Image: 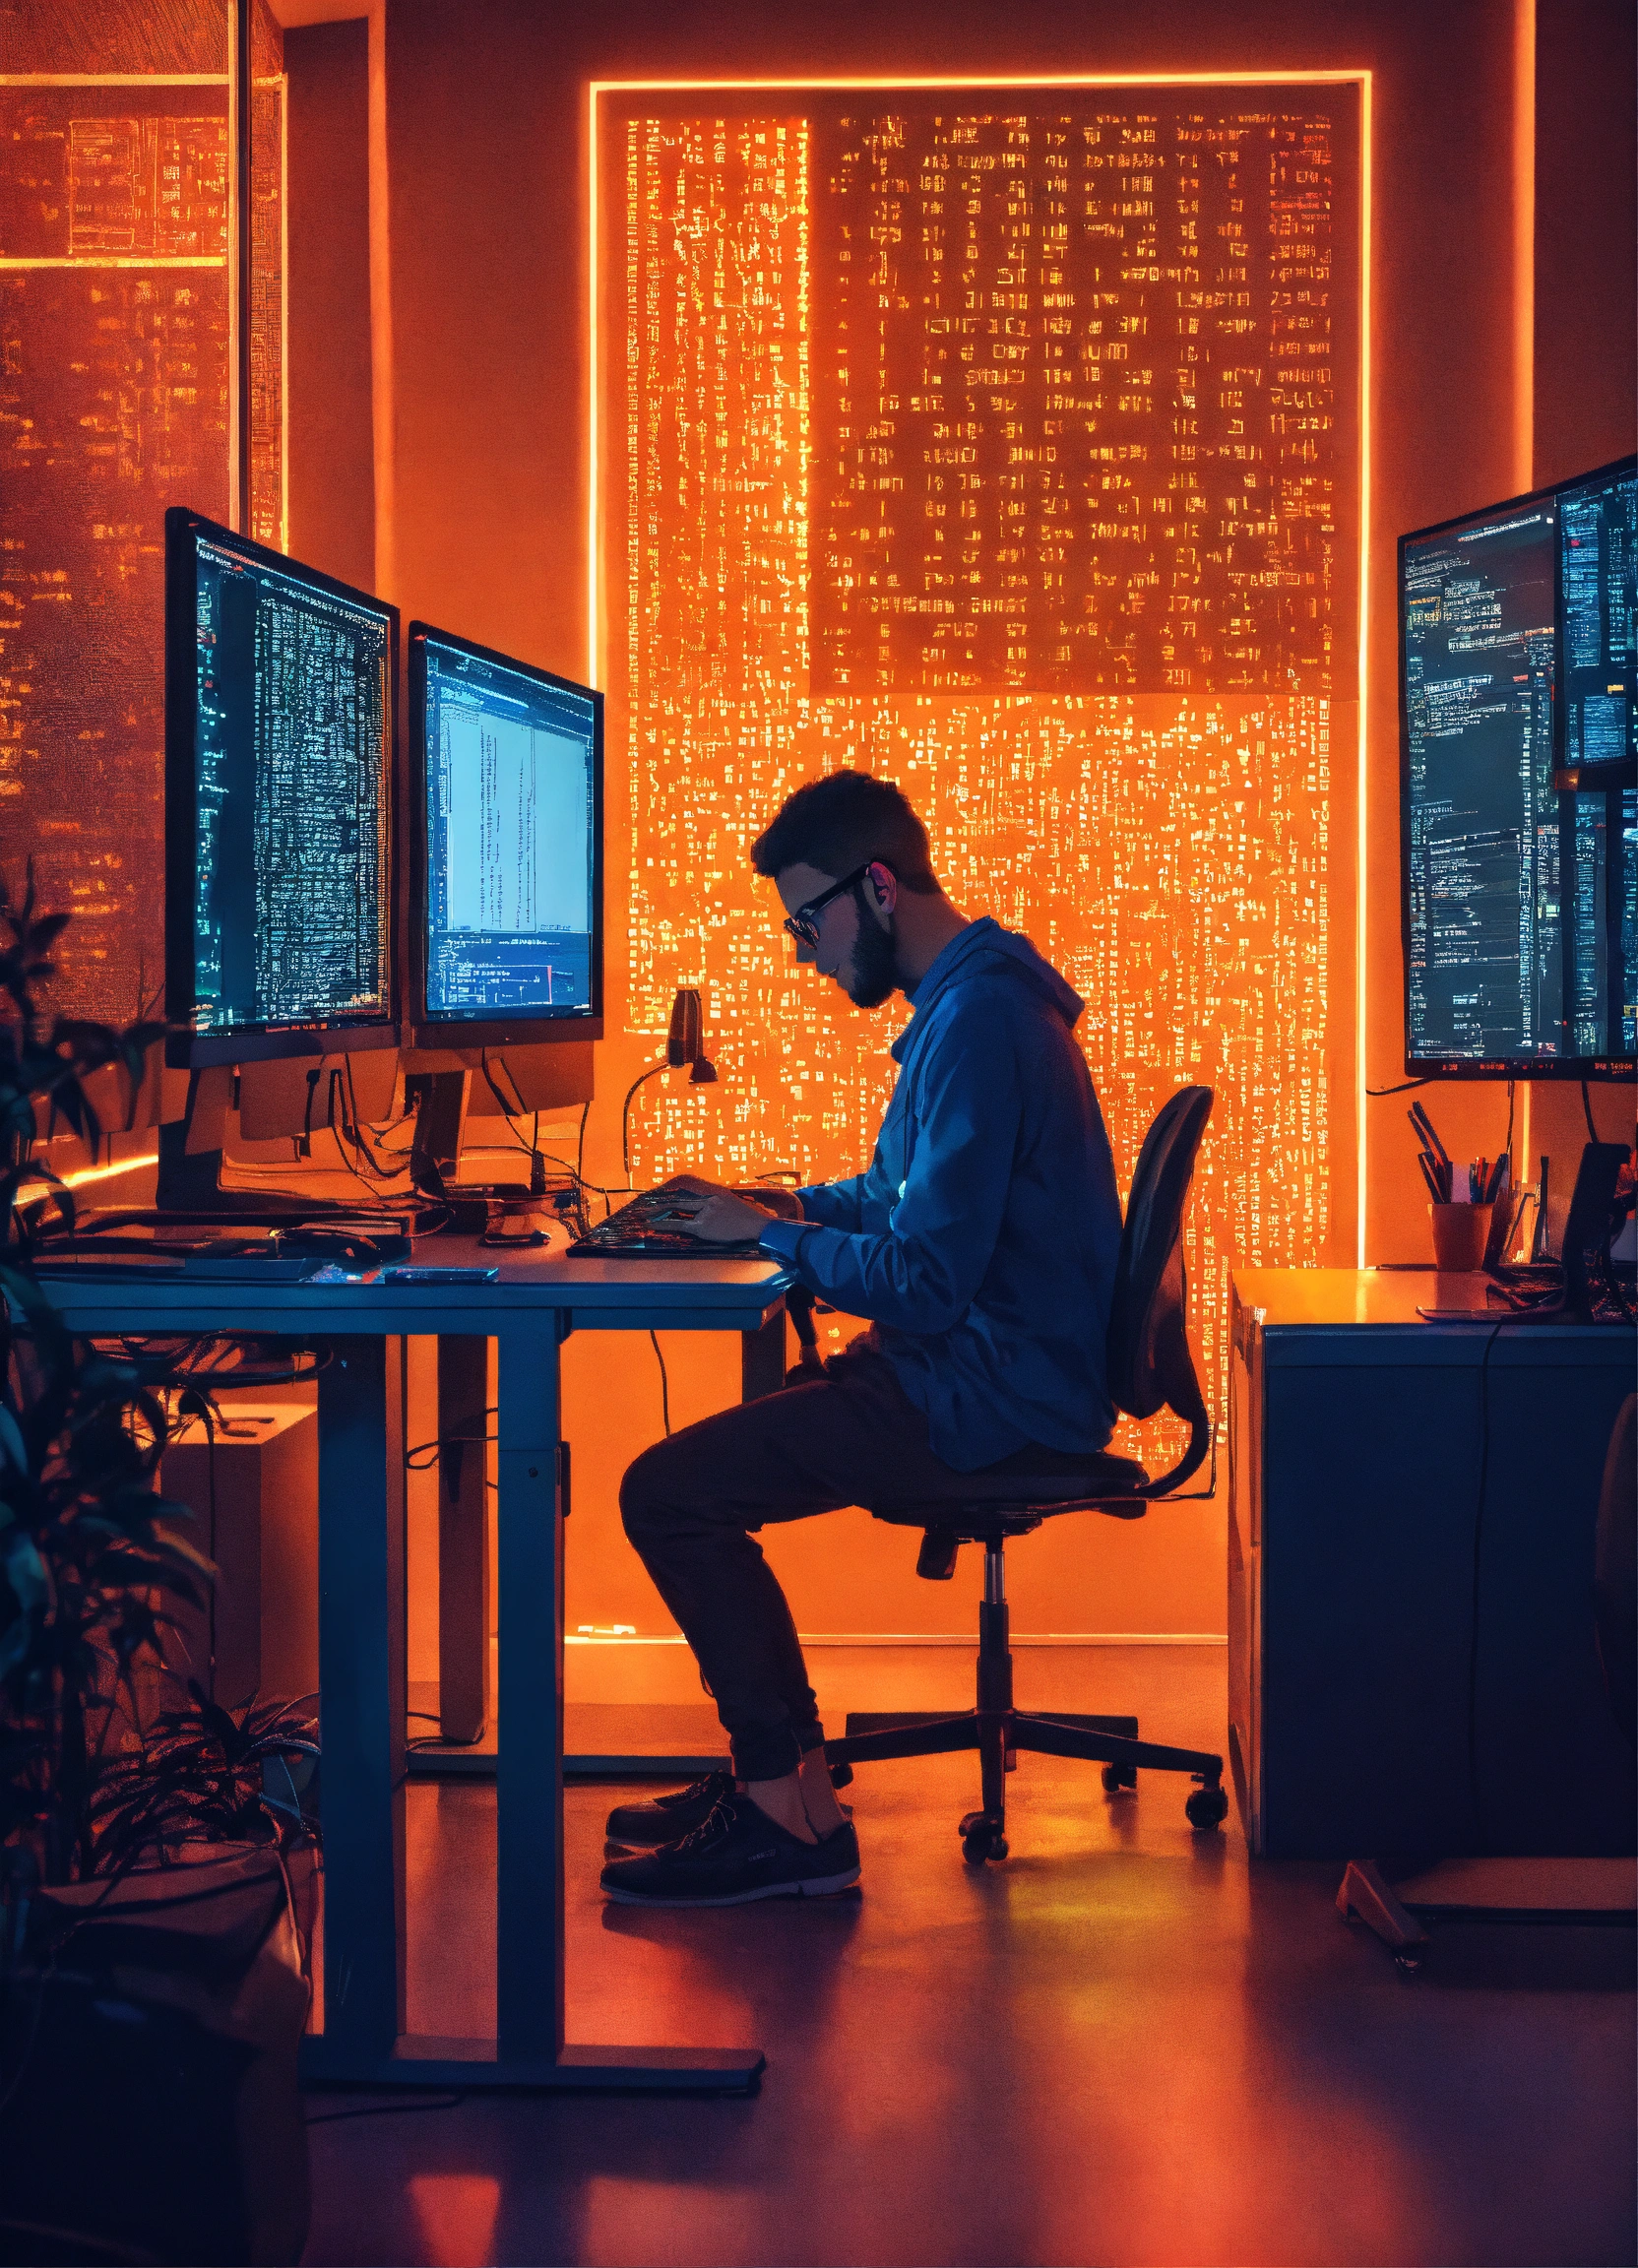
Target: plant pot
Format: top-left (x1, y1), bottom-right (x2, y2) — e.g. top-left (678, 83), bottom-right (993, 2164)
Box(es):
top-left (0, 1845), bottom-right (312, 2267)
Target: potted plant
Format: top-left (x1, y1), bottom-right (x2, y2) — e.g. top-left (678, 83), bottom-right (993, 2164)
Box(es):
top-left (0, 873), bottom-right (317, 2267)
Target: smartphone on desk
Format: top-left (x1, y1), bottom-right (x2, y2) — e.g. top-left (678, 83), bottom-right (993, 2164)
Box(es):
top-left (379, 1264), bottom-right (499, 1286)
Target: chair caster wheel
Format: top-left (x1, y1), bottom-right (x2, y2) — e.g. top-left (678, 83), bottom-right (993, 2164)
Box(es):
top-left (1102, 1763), bottom-right (1137, 1794)
top-left (962, 1825), bottom-right (1007, 1863)
top-left (1185, 1785), bottom-right (1228, 1831)
top-left (958, 1810), bottom-right (985, 1837)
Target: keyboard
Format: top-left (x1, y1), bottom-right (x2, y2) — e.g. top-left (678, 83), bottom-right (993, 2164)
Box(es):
top-left (566, 1180), bottom-right (764, 1259)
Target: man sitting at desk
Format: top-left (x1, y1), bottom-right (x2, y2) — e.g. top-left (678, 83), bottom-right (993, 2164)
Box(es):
top-left (601, 770), bottom-right (1123, 1908)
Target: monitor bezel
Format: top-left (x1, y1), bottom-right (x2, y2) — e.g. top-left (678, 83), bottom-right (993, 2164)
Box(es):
top-left (163, 506), bottom-right (401, 1068)
top-left (405, 620), bottom-right (605, 1050)
top-left (1397, 463), bottom-right (1637, 1083)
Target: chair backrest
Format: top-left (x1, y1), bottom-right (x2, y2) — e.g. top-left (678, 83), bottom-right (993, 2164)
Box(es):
top-left (1106, 1085), bottom-right (1214, 1495)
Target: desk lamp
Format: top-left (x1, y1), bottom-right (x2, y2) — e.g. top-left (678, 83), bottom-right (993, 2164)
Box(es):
top-left (621, 987), bottom-right (717, 1179)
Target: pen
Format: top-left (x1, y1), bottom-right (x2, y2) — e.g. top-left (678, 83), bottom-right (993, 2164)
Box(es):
top-left (1406, 1109), bottom-right (1436, 1181)
top-left (1410, 1101), bottom-right (1451, 1168)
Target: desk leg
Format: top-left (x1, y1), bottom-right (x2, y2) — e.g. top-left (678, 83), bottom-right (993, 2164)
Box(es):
top-left (490, 1317), bottom-right (763, 2092)
top-left (494, 1317), bottom-right (566, 2060)
top-left (437, 1335), bottom-right (491, 1744)
top-left (740, 1308), bottom-right (788, 1402)
top-left (304, 1319), bottom-right (763, 2092)
top-left (309, 1335), bottom-right (407, 2065)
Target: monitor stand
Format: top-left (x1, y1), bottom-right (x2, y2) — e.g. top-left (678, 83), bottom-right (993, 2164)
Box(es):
top-left (151, 1117), bottom-right (330, 1219)
top-left (404, 1069), bottom-right (471, 1199)
top-left (403, 1069), bottom-right (545, 1230)
top-left (84, 1072), bottom-right (416, 1230)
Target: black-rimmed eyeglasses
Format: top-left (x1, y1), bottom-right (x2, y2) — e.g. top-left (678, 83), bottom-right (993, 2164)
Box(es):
top-left (782, 862), bottom-right (883, 950)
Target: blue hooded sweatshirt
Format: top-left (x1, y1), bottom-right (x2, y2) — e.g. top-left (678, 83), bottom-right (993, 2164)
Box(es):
top-left (756, 916), bottom-right (1123, 1472)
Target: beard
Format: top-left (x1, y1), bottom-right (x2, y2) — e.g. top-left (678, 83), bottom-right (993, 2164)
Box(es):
top-left (844, 912), bottom-right (900, 1009)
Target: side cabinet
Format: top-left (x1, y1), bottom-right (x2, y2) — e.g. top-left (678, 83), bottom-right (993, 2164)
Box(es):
top-left (1228, 1274), bottom-right (1636, 1861)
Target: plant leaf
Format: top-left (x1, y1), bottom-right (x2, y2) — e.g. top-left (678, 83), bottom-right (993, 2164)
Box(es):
top-left (2, 1526), bottom-right (46, 1612)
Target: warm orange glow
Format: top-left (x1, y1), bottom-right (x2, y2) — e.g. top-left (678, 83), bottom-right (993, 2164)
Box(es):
top-left (407, 2174), bottom-right (501, 2268)
top-left (59, 1148), bottom-right (158, 1190)
top-left (1356, 71), bottom-right (1373, 1264)
top-left (1512, 0), bottom-right (1536, 493)
top-left (0, 74), bottom-right (229, 87)
top-left (588, 69), bottom-right (1373, 686)
top-left (367, 0), bottom-right (395, 600)
top-left (0, 256), bottom-right (222, 269)
top-left (591, 76), bottom-right (1368, 1451)
top-left (1511, 0), bottom-right (1536, 1188)
top-left (0, 28), bottom-right (286, 1020)
top-left (592, 73), bottom-right (1371, 93)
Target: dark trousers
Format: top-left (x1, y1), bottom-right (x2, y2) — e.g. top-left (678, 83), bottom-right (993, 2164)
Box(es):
top-left (619, 1338), bottom-right (1037, 1781)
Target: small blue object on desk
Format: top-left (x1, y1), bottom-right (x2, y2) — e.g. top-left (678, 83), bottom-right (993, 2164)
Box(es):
top-left (305, 1262), bottom-right (502, 1286)
top-left (380, 1264), bottom-right (499, 1285)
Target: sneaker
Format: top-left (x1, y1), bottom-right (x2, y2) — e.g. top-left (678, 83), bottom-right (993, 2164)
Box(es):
top-left (601, 1793), bottom-right (861, 1907)
top-left (604, 1770), bottom-right (852, 1853)
top-left (605, 1771), bottom-right (736, 1849)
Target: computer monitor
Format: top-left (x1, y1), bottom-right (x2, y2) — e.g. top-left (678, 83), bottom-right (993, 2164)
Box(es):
top-left (1556, 460), bottom-right (1637, 788)
top-left (1554, 462), bottom-right (1637, 1066)
top-left (1399, 458), bottom-right (1637, 1079)
top-left (164, 507), bottom-right (399, 1068)
top-left (407, 623), bottom-right (603, 1048)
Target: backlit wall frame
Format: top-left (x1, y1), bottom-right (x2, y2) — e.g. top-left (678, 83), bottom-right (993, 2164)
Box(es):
top-left (0, 0), bottom-right (285, 1022)
top-left (592, 74), bottom-right (1369, 1458)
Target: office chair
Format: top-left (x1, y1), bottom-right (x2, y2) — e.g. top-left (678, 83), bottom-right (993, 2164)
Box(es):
top-left (823, 1084), bottom-right (1227, 1862)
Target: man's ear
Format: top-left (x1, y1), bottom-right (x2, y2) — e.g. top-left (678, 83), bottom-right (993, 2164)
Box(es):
top-left (864, 860), bottom-right (899, 919)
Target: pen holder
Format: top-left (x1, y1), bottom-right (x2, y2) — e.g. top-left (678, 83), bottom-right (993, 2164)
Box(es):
top-left (1430, 1202), bottom-right (1491, 1271)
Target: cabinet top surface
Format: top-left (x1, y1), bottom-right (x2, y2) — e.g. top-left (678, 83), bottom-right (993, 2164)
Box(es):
top-left (1230, 1267), bottom-right (1635, 1344)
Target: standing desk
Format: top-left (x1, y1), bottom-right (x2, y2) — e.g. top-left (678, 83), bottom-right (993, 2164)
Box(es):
top-left (1229, 1269), bottom-right (1636, 1862)
top-left (40, 1241), bottom-right (789, 2094)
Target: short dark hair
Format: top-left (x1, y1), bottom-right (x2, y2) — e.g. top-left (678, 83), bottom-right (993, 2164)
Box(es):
top-left (750, 770), bottom-right (939, 893)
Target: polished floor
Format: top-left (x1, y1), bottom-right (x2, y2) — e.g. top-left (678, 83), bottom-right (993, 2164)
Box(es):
top-left (303, 1646), bottom-right (1636, 2268)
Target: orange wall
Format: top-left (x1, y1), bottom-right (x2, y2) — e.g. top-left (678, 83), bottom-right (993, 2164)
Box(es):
top-left (310, 0), bottom-right (1629, 1647)
top-left (286, 20), bottom-right (376, 597)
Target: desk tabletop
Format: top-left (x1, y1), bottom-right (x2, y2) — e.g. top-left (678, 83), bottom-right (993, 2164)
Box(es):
top-left (1231, 1268), bottom-right (1635, 1367)
top-left (31, 1228), bottom-right (790, 1339)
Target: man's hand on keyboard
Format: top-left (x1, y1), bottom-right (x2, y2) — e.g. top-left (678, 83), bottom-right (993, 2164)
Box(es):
top-left (678, 1189), bottom-right (785, 1245)
top-left (663, 1174), bottom-right (803, 1228)
top-left (736, 1184), bottom-right (803, 1220)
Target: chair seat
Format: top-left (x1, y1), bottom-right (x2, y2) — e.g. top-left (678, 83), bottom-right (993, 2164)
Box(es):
top-left (865, 1446), bottom-right (1150, 1531)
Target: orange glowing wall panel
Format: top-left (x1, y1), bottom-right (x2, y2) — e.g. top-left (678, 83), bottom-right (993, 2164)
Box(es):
top-left (0, 0), bottom-right (285, 1022)
top-left (599, 83), bottom-right (1361, 1451)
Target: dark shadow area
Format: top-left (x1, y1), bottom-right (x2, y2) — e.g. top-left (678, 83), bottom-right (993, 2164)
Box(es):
top-left (1396, 1922), bottom-right (1637, 1994)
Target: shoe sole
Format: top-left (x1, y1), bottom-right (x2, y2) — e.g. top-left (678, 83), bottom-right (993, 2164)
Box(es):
top-left (601, 1864), bottom-right (861, 1908)
top-left (604, 1809), bottom-right (852, 1860)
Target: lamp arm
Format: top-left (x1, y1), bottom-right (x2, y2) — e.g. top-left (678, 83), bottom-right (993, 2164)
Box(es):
top-left (620, 1059), bottom-right (670, 1181)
